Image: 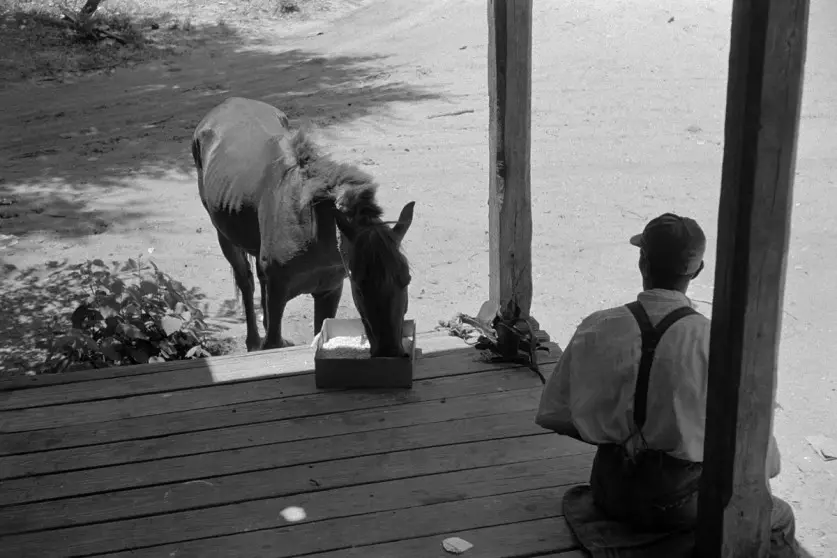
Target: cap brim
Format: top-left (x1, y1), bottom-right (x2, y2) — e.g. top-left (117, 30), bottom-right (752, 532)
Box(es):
top-left (629, 233), bottom-right (643, 247)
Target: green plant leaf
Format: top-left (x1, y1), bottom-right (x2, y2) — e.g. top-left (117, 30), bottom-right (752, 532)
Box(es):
top-left (99, 338), bottom-right (123, 361)
top-left (91, 259), bottom-right (107, 268)
top-left (160, 316), bottom-right (183, 336)
top-left (130, 319), bottom-right (151, 337)
top-left (128, 345), bottom-right (150, 364)
top-left (171, 333), bottom-right (190, 348)
top-left (47, 354), bottom-right (72, 374)
top-left (116, 323), bottom-right (148, 340)
top-left (99, 274), bottom-right (117, 290)
top-left (104, 316), bottom-right (121, 333)
top-left (72, 330), bottom-right (100, 352)
top-left (476, 300), bottom-right (500, 325)
top-left (110, 278), bottom-right (125, 295)
top-left (140, 280), bottom-right (158, 296)
top-left (125, 285), bottom-right (142, 302)
top-left (163, 292), bottom-right (178, 310)
top-left (185, 345), bottom-right (209, 359)
top-left (158, 339), bottom-right (177, 358)
top-left (183, 330), bottom-right (200, 345)
top-left (98, 295), bottom-right (121, 318)
top-left (71, 304), bottom-right (104, 329)
top-left (52, 335), bottom-right (77, 351)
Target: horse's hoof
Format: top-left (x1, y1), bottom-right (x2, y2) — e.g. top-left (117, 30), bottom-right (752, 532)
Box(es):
top-left (246, 337), bottom-right (262, 352)
top-left (259, 338), bottom-right (294, 350)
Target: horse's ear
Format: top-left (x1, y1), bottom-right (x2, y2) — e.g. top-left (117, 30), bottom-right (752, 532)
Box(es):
top-left (332, 206), bottom-right (356, 242)
top-left (392, 201), bottom-right (415, 242)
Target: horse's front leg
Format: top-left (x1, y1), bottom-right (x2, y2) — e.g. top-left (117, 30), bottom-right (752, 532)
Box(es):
top-left (313, 281), bottom-right (344, 335)
top-left (262, 271), bottom-right (294, 350)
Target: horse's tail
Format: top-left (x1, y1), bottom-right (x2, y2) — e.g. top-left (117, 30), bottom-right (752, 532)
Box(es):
top-left (191, 136), bottom-right (204, 181)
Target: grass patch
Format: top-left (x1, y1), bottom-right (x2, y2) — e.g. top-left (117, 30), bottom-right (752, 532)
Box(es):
top-left (0, 0), bottom-right (327, 86)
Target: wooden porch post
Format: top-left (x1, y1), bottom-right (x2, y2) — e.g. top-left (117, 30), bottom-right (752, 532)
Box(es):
top-left (696, 1), bottom-right (810, 556)
top-left (487, 0), bottom-right (534, 340)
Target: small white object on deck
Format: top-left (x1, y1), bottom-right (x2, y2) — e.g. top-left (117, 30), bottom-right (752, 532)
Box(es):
top-left (280, 506), bottom-right (307, 522)
top-left (442, 537), bottom-right (474, 554)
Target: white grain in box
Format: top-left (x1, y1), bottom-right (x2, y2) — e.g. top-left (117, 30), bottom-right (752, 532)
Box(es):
top-left (313, 318), bottom-right (417, 389)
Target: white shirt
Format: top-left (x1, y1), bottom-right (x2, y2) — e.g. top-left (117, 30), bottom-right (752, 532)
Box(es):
top-left (536, 288), bottom-right (782, 476)
top-left (537, 289), bottom-right (710, 462)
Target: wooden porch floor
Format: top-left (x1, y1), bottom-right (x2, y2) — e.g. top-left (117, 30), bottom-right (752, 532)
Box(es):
top-left (0, 332), bottom-right (593, 558)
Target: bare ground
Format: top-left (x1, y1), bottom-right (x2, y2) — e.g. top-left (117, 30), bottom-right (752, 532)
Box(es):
top-left (1, 0), bottom-right (836, 553)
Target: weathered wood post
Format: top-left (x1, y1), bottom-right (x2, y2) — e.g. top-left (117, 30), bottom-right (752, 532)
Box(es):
top-left (487, 0), bottom-right (534, 355)
top-left (696, 1), bottom-right (810, 556)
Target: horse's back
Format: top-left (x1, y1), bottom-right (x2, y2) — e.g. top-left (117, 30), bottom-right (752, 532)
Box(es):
top-left (195, 97), bottom-right (289, 144)
top-left (194, 97), bottom-right (291, 212)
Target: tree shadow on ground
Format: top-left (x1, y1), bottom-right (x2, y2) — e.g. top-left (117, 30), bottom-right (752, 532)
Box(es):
top-left (0, 10), bottom-right (446, 241)
top-left (0, 181), bottom-right (147, 242)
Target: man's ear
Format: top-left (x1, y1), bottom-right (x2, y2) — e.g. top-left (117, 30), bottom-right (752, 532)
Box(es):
top-left (691, 260), bottom-right (705, 280)
top-left (392, 201), bottom-right (415, 243)
top-left (333, 206), bottom-right (356, 242)
top-left (638, 250), bottom-right (649, 277)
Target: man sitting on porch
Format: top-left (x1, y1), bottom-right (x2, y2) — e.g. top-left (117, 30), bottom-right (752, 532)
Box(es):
top-left (535, 213), bottom-right (800, 557)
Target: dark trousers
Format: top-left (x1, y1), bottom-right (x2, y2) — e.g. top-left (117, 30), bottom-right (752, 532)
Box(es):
top-left (590, 444), bottom-right (800, 557)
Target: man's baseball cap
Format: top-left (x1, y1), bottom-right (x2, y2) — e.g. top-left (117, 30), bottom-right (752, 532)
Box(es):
top-left (629, 213), bottom-right (706, 276)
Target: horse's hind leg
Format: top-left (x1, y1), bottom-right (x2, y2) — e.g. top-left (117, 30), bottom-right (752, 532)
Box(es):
top-left (313, 283), bottom-right (343, 335)
top-left (256, 261), bottom-right (267, 330)
top-left (216, 231), bottom-right (262, 351)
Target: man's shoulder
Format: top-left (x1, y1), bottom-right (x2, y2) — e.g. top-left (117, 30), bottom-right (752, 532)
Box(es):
top-left (674, 303), bottom-right (712, 330)
top-left (575, 300), bottom-right (711, 335)
top-left (575, 304), bottom-right (633, 333)
top-left (581, 305), bottom-right (628, 323)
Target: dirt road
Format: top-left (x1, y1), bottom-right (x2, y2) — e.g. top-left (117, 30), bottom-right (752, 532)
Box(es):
top-left (1, 0), bottom-right (835, 553)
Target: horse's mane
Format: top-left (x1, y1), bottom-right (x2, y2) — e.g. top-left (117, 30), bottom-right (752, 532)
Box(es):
top-left (280, 128), bottom-right (410, 284)
top-left (284, 128), bottom-right (383, 224)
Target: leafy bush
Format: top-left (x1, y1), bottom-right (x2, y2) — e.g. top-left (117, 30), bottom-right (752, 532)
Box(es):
top-left (47, 256), bottom-right (215, 373)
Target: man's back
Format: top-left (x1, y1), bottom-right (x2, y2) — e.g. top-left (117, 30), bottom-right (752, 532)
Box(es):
top-left (539, 288), bottom-right (711, 462)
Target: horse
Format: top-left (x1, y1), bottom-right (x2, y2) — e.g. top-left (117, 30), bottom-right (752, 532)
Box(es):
top-left (192, 97), bottom-right (415, 357)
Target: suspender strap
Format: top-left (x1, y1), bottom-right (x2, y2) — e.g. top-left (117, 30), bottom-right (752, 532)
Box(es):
top-left (624, 301), bottom-right (699, 431)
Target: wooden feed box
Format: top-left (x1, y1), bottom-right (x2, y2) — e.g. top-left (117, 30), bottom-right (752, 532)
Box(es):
top-left (313, 318), bottom-right (417, 389)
